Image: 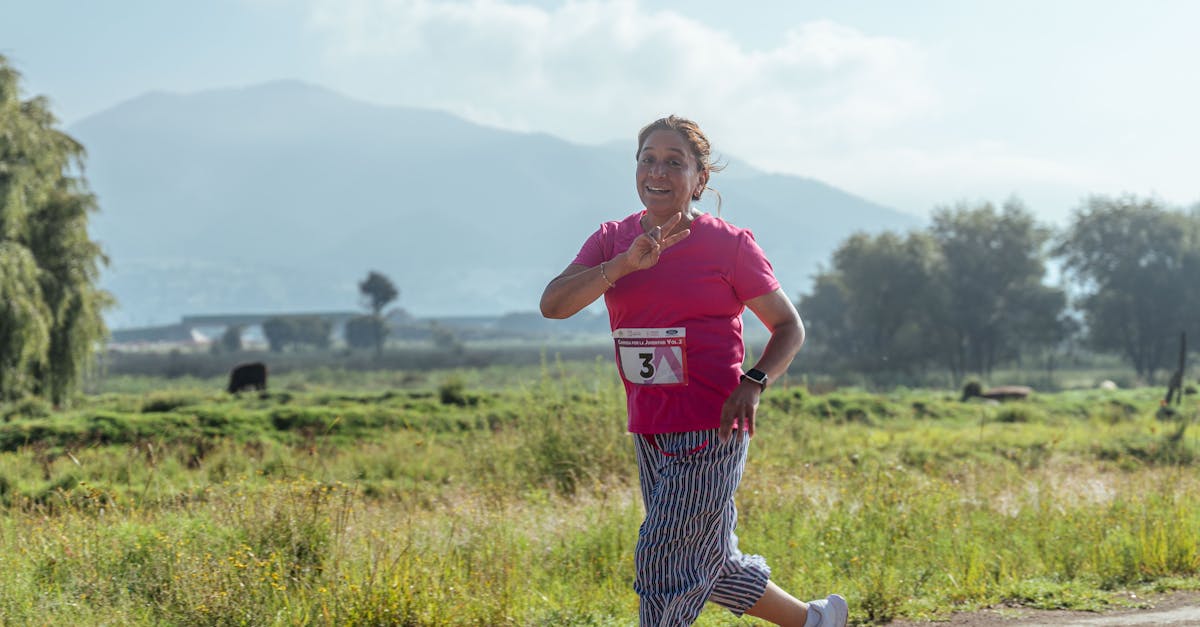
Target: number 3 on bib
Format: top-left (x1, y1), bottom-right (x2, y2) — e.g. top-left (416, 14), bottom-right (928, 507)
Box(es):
top-left (613, 328), bottom-right (688, 386)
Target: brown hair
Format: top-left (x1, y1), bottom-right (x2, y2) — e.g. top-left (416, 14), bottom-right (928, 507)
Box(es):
top-left (636, 115), bottom-right (724, 209)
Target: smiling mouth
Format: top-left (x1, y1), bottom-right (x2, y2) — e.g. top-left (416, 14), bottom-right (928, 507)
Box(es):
top-left (645, 186), bottom-right (671, 194)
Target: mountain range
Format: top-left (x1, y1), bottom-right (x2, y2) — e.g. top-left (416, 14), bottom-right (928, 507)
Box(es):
top-left (68, 81), bottom-right (922, 328)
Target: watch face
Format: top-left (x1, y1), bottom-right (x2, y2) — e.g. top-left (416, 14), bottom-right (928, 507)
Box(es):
top-left (743, 369), bottom-right (768, 386)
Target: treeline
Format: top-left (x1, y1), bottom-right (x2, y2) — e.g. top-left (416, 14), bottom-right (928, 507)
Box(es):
top-left (212, 271), bottom-right (402, 354)
top-left (798, 195), bottom-right (1200, 384)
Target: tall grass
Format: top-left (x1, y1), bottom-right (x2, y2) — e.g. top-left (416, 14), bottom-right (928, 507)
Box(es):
top-left (0, 373), bottom-right (1197, 625)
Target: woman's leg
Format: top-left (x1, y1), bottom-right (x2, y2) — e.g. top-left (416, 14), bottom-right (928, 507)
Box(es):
top-left (701, 431), bottom-right (777, 618)
top-left (702, 433), bottom-right (847, 627)
top-left (745, 584), bottom-right (848, 627)
top-left (743, 581), bottom-right (807, 625)
top-left (633, 430), bottom-right (753, 625)
top-left (632, 431), bottom-right (847, 626)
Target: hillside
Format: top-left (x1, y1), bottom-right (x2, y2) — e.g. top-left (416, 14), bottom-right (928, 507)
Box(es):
top-left (69, 81), bottom-right (921, 327)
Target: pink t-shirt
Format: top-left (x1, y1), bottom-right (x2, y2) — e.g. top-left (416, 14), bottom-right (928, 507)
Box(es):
top-left (572, 211), bottom-right (780, 434)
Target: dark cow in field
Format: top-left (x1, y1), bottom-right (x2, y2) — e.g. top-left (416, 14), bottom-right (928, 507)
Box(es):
top-left (961, 381), bottom-right (1031, 402)
top-left (227, 362), bottom-right (268, 394)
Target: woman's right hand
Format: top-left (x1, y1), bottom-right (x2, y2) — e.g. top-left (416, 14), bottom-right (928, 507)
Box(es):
top-left (541, 211), bottom-right (691, 319)
top-left (618, 212), bottom-right (691, 273)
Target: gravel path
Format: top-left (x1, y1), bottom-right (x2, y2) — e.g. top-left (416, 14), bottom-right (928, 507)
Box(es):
top-left (884, 590), bottom-right (1200, 626)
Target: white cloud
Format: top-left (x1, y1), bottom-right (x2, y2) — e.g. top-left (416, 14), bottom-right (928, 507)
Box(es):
top-left (305, 0), bottom-right (936, 147)
top-left (302, 0), bottom-right (1139, 220)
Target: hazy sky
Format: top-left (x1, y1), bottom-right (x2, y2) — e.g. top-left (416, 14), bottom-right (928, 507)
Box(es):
top-left (3, 0), bottom-right (1198, 223)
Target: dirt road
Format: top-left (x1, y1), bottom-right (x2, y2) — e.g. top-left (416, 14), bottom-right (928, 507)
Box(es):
top-left (885, 590), bottom-right (1200, 626)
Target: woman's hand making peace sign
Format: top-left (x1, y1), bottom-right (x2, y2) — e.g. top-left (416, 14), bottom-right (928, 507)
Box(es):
top-left (616, 211), bottom-right (691, 273)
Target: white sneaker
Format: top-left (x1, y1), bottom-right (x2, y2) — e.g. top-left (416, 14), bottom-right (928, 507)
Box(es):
top-left (808, 593), bottom-right (848, 627)
top-left (825, 594), bottom-right (848, 626)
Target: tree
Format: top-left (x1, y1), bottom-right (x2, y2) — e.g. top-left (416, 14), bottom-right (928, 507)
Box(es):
top-left (1005, 283), bottom-right (1077, 376)
top-left (430, 321), bottom-right (464, 355)
top-left (261, 317), bottom-right (293, 353)
top-left (928, 199), bottom-right (1064, 379)
top-left (799, 230), bottom-right (941, 376)
top-left (0, 244), bottom-right (51, 400)
top-left (1055, 195), bottom-right (1200, 382)
top-left (796, 272), bottom-right (851, 369)
top-left (219, 325), bottom-right (243, 353)
top-left (290, 316), bottom-right (332, 350)
top-left (359, 271), bottom-right (398, 317)
top-left (345, 315), bottom-right (386, 350)
top-left (261, 316), bottom-right (331, 352)
top-left (357, 271), bottom-right (398, 356)
top-left (0, 56), bottom-right (110, 404)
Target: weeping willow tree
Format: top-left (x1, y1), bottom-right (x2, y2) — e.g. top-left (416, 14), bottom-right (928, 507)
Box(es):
top-left (0, 56), bottom-right (111, 404)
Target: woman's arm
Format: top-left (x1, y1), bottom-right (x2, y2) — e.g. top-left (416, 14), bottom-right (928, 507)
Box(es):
top-left (719, 288), bottom-right (805, 442)
top-left (743, 288), bottom-right (805, 381)
top-left (540, 214), bottom-right (691, 319)
top-left (539, 262), bottom-right (621, 319)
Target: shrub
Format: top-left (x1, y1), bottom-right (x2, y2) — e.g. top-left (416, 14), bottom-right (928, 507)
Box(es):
top-left (994, 406), bottom-right (1037, 423)
top-left (2, 396), bottom-right (52, 421)
top-left (438, 378), bottom-right (471, 406)
top-left (140, 392), bottom-right (205, 413)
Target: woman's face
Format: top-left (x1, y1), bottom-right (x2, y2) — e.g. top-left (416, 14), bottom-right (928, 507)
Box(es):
top-left (636, 129), bottom-right (707, 215)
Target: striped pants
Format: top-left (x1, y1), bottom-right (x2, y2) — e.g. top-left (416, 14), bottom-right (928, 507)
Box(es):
top-left (633, 429), bottom-right (771, 626)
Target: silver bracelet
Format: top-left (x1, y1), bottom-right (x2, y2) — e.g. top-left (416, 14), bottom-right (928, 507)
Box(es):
top-left (599, 261), bottom-right (616, 289)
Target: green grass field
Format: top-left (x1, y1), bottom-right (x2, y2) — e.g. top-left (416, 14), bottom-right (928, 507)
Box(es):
top-left (1, 363), bottom-right (1198, 625)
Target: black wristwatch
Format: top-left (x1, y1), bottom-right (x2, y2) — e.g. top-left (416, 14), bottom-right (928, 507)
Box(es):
top-left (740, 368), bottom-right (768, 390)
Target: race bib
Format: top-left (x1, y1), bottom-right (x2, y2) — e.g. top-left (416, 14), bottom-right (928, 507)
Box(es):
top-left (613, 328), bottom-right (688, 386)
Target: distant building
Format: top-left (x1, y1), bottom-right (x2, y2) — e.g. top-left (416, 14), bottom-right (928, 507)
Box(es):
top-left (109, 324), bottom-right (212, 352)
top-left (108, 311), bottom-right (360, 351)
